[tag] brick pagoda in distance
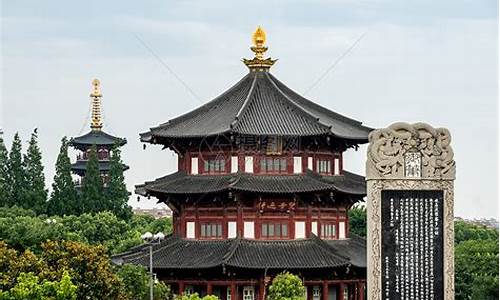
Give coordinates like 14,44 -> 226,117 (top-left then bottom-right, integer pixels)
114,27 -> 371,300
69,79 -> 128,187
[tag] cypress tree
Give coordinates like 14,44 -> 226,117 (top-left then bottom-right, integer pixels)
106,146 -> 132,220
48,137 -> 79,216
81,145 -> 103,213
7,133 -> 26,207
24,130 -> 48,214
0,134 -> 10,206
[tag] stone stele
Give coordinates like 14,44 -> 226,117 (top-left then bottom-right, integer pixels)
366,122 -> 456,300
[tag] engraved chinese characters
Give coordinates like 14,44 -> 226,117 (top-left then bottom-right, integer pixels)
382,191 -> 444,300
366,122 -> 455,300
404,152 -> 421,178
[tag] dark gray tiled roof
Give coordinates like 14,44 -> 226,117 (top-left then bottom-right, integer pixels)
70,160 -> 129,173
326,234 -> 367,268
141,71 -> 371,142
225,236 -> 348,269
113,234 -> 366,270
70,130 -> 126,149
136,170 -> 366,196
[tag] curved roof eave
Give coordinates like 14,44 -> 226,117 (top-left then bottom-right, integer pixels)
140,71 -> 371,144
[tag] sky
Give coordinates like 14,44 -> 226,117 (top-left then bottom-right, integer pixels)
1,0 -> 498,218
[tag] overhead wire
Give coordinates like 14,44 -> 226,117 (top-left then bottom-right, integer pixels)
133,33 -> 203,104
303,33 -> 366,96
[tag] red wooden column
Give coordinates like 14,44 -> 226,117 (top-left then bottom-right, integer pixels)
358,282 -> 365,300
322,281 -> 328,300
306,205 -> 312,237
179,281 -> 185,295
207,282 -> 213,295
230,282 -> 237,300
338,283 -> 345,300
237,199 -> 243,237
258,280 -> 265,300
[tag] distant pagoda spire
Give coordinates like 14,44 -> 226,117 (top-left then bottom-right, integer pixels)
90,78 -> 103,131
243,26 -> 277,71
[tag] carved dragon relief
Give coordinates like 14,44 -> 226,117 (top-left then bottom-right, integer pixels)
366,122 -> 455,180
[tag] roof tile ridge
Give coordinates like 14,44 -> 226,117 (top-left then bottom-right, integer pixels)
130,234 -> 182,264
267,73 -> 369,127
231,73 -> 258,129
227,172 -> 242,188
150,73 -> 253,132
264,72 -> 332,132
310,234 -> 351,263
347,233 -> 367,246
136,171 -> 187,193
222,236 -> 242,265
305,170 -> 337,190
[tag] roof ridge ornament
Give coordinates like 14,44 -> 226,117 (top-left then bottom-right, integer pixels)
90,78 -> 103,131
243,26 -> 277,72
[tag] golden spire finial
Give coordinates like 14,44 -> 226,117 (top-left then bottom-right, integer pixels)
91,78 -> 101,97
252,26 -> 266,48
90,78 -> 103,131
243,26 -> 276,71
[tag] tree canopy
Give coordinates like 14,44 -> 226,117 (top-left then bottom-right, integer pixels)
0,135 -> 10,207
267,272 -> 305,300
23,130 -> 47,214
0,208 -> 172,254
105,146 -> 132,220
6,133 -> 26,208
348,205 -> 366,237
81,145 -> 104,214
47,137 -> 79,216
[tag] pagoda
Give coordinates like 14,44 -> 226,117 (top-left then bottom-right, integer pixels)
69,79 -> 128,187
114,27 -> 371,300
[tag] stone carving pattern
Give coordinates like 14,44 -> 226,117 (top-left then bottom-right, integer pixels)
366,122 -> 455,180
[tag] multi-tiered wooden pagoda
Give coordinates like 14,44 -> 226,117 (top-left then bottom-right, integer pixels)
115,27 -> 371,300
69,79 -> 127,187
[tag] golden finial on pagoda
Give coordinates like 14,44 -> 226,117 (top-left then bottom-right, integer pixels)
91,78 -> 101,97
90,78 -> 103,131
252,26 -> 266,49
243,26 -> 276,71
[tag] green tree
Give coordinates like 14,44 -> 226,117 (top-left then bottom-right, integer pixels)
348,205 -> 366,237
0,207 -> 173,255
455,220 -> 499,244
175,294 -> 219,300
116,263 -> 171,300
0,135 -> 10,206
0,206 -> 36,218
0,241 -> 45,291
41,240 -> 125,300
0,271 -> 77,300
0,214 -> 65,253
116,264 -> 148,300
6,133 -> 26,208
23,130 -> 48,214
47,137 -> 79,216
455,227 -> 499,300
81,145 -> 103,214
267,272 -> 305,300
106,146 -> 132,220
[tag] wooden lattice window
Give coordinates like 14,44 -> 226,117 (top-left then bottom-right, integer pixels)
200,223 -> 223,238
261,222 -> 288,238
260,157 -> 287,174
